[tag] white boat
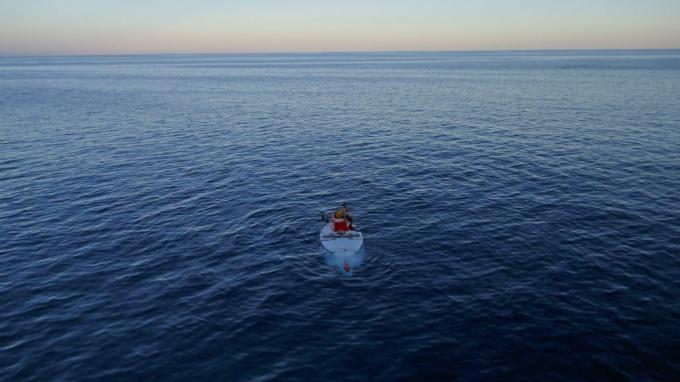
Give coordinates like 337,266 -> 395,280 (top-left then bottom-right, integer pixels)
320,223 -> 363,254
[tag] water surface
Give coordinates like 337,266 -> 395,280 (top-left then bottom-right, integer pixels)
2,50 -> 680,381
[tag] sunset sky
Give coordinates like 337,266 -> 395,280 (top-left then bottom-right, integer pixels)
1,0 -> 679,55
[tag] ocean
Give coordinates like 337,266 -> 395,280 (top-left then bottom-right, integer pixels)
1,50 -> 679,381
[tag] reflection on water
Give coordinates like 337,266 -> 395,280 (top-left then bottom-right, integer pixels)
324,248 -> 367,275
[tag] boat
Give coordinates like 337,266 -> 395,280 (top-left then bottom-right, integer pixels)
320,207 -> 364,253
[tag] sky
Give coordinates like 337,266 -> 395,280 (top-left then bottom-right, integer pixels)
1,0 -> 679,55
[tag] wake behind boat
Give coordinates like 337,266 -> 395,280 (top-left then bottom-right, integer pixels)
320,203 -> 364,254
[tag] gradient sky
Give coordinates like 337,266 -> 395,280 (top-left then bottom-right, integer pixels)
1,0 -> 679,55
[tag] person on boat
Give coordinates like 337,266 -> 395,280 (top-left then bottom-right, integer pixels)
331,209 -> 350,233
321,203 -> 356,232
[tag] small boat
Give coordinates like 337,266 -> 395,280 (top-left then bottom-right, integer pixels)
320,208 -> 363,254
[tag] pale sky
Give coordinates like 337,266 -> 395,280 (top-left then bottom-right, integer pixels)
1,0 -> 679,55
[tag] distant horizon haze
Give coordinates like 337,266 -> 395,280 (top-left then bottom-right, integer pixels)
1,0 -> 679,55
2,48 -> 680,59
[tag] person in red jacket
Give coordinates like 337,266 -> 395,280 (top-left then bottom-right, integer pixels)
322,203 -> 355,232
331,209 -> 350,232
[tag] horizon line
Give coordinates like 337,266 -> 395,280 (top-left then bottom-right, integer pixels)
1,47 -> 680,59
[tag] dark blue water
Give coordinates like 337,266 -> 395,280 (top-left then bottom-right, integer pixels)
2,51 -> 680,381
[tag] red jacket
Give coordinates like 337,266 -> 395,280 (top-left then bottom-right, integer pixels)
332,217 -> 349,232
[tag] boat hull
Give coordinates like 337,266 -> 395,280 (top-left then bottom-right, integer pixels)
320,223 -> 363,254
